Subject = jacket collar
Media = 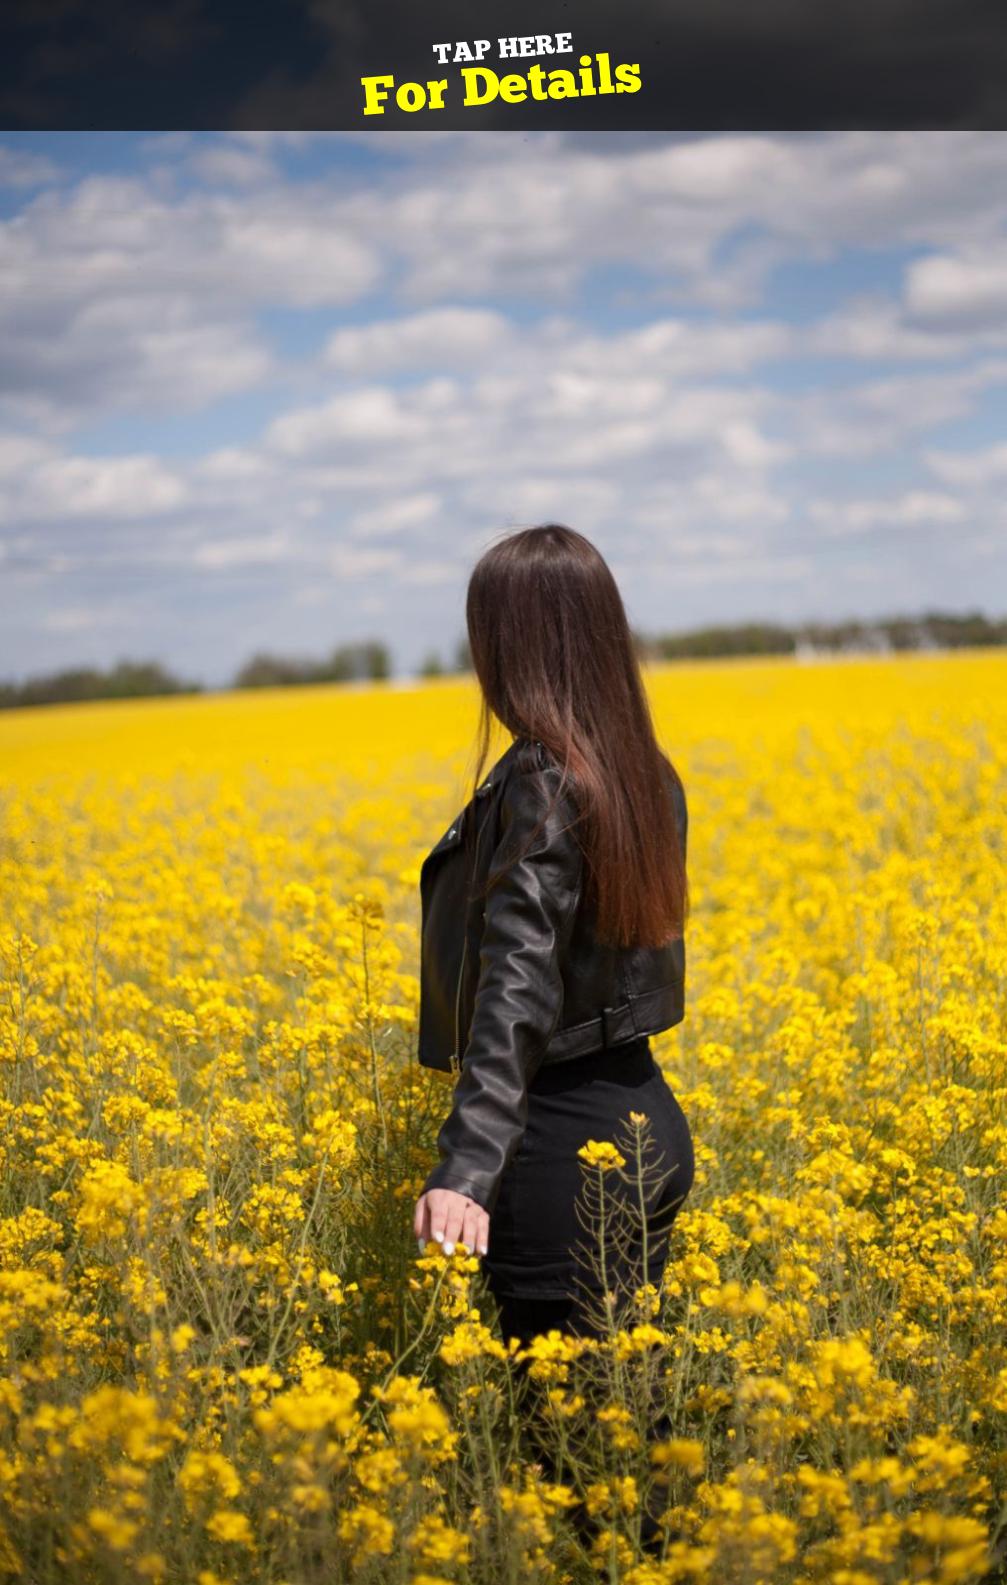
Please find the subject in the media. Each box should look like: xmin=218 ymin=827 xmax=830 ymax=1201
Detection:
xmin=420 ymin=736 xmax=530 ymax=872
xmin=481 ymin=734 xmax=527 ymax=789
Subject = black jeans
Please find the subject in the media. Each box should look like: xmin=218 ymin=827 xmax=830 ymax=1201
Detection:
xmin=483 ymin=1034 xmax=695 ymax=1317
xmin=483 ymin=1037 xmax=694 ymax=1550
xmin=495 ymin=1291 xmax=600 ymax=1350
xmin=491 ymin=1286 xmax=681 ymax=1552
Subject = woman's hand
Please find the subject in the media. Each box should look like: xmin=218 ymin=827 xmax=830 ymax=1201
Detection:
xmin=414 ymin=1187 xmax=489 ymax=1258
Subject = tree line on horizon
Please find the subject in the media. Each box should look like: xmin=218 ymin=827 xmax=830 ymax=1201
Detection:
xmin=2 ymin=608 xmax=1005 ymax=710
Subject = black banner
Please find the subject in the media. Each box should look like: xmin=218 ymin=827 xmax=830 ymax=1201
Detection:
xmin=2 ymin=0 xmax=1005 ymax=130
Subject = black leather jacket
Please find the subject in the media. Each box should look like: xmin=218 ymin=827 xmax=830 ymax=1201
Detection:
xmin=417 ymin=735 xmax=688 ymax=1215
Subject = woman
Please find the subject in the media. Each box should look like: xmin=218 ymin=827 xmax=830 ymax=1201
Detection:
xmin=412 ymin=522 xmax=694 ymax=1358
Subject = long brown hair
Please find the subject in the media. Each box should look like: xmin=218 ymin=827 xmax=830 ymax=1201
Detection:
xmin=461 ymin=523 xmax=689 ymax=949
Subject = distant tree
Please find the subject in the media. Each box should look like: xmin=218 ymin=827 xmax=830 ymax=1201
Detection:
xmin=454 ymin=637 xmax=472 ymax=673
xmin=233 ymin=652 xmax=319 ymax=688
xmin=632 ymin=628 xmax=662 ymax=662
xmin=648 ymin=608 xmax=1007 ymax=663
xmin=5 ymin=608 xmax=1006 ymax=714
xmin=881 ymin=617 xmax=920 ymax=652
xmin=233 ymin=639 xmax=392 ymax=689
xmin=0 ymin=659 xmax=201 ymax=710
xmin=322 ymin=647 xmax=355 ymax=684
xmin=656 ymin=622 xmax=794 ymax=660
xmin=323 ymin=641 xmax=390 ymax=682
xmin=919 ymin=609 xmax=1007 ymax=648
xmin=361 ymin=640 xmax=390 ymax=681
xmin=103 ymin=660 xmax=200 ymax=698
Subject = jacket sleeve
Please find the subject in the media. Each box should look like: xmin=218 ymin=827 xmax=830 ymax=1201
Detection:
xmin=420 ymin=765 xmax=584 ymax=1216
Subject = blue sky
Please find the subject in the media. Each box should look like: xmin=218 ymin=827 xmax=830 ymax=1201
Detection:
xmin=1 ymin=130 xmax=1005 ymax=687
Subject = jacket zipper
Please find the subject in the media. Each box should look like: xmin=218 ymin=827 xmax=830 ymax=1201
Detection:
xmin=450 ymin=778 xmax=493 ymax=1075
xmin=451 ymin=934 xmax=466 ymax=1076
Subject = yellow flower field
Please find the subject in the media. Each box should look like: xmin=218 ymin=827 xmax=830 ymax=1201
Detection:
xmin=1 ymin=650 xmax=1006 ymax=1583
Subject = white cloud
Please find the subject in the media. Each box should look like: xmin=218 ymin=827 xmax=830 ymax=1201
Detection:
xmin=789 ymin=358 xmax=1007 ymax=457
xmin=0 ymin=173 xmax=381 ymax=426
xmin=187 ymin=143 xmax=279 ymax=189
xmin=0 ymin=434 xmax=55 ymax=476
xmin=720 ymin=421 xmax=792 ymax=469
xmin=193 ymin=531 xmax=293 ymax=569
xmin=7 ymin=131 xmax=1007 ymax=433
xmin=4 ymin=130 xmax=1007 ymax=686
xmin=0 ymin=144 xmax=59 ymax=189
xmin=904 ymin=246 xmax=1007 ymax=329
xmin=400 ymin=559 xmax=459 ymax=585
xmin=349 ymin=491 xmax=442 ymax=538
xmin=809 ymin=295 xmax=1007 ymax=361
xmin=266 ymin=387 xmax=431 ymax=457
xmin=663 ymin=553 xmax=814 ymax=587
xmin=15 ymin=454 xmax=187 ymax=520
xmin=473 ymin=475 xmax=619 ymax=529
xmin=327 ymin=545 xmax=401 ymax=578
xmin=325 ymin=308 xmax=510 ymax=373
xmin=196 ymin=448 xmax=272 ymax=483
xmin=4 ymin=174 xmax=380 ymax=309
xmin=809 ymin=491 xmax=967 ymax=535
xmin=924 ymin=441 xmax=1007 ymax=488
xmin=42 ymin=600 xmax=144 ymax=633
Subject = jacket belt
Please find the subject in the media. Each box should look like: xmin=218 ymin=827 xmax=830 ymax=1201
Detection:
xmin=543 ymin=979 xmax=682 ymax=1065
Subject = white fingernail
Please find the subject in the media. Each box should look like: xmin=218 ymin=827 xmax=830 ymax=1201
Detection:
xmin=443 ymin=1241 xmax=454 ymax=1255
xmin=417 ymin=1238 xmax=425 ymax=1254
xmin=478 ymin=1243 xmax=488 ymax=1256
